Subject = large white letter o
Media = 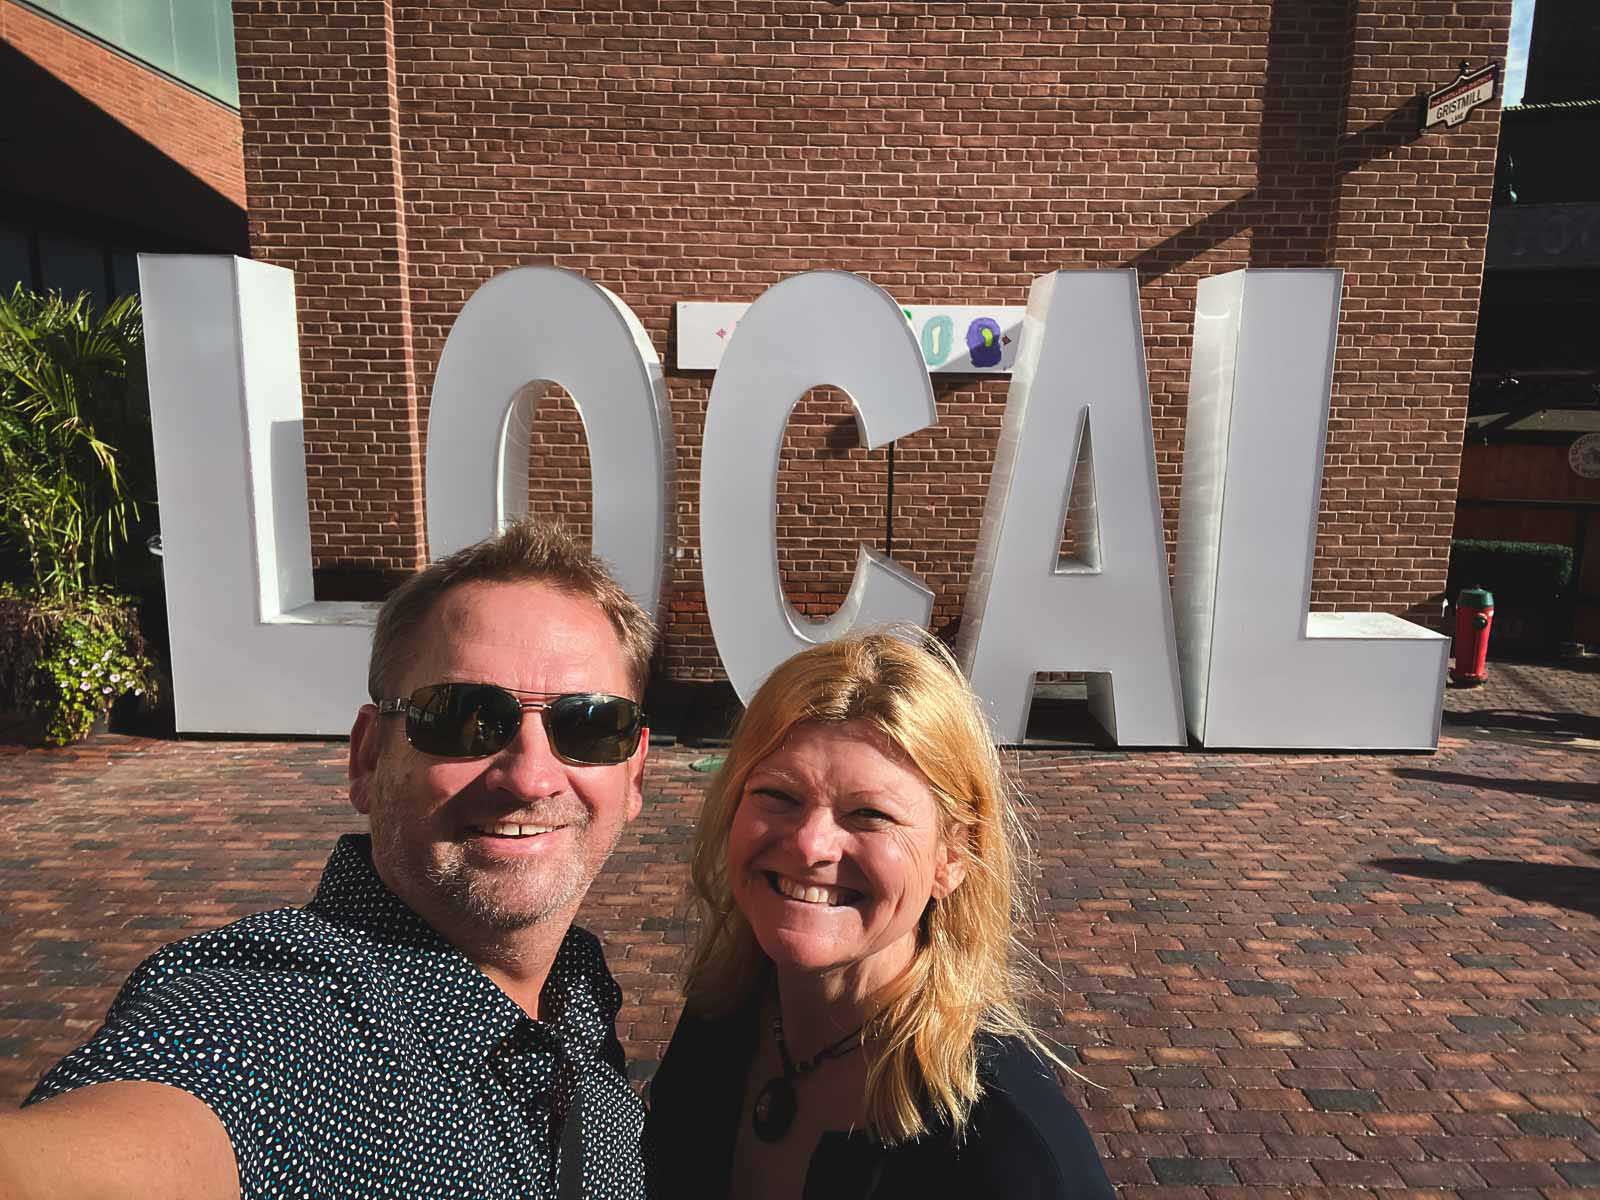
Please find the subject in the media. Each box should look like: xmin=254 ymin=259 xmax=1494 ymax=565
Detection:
xmin=426 ymin=267 xmax=674 ymax=620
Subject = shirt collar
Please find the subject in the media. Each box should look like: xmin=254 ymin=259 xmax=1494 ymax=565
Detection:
xmin=306 ymin=833 xmax=621 ymax=1072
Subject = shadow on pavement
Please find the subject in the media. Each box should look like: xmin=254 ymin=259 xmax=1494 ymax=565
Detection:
xmin=1370 ymin=853 xmax=1600 ymax=920
xmin=1392 ymin=768 xmax=1600 ymax=804
xmin=1442 ymin=707 xmax=1600 ymax=744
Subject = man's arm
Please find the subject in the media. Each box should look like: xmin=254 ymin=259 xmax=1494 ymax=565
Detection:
xmin=0 ymin=1081 xmax=239 ymax=1200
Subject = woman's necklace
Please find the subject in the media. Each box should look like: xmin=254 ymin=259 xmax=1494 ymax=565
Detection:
xmin=751 ymin=1011 xmax=866 ymax=1143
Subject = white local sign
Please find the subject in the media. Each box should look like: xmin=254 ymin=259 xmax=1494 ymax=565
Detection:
xmin=140 ymin=257 xmax=1447 ymax=749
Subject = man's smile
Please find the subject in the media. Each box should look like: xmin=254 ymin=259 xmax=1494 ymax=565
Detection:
xmin=460 ymin=820 xmax=575 ymax=862
xmin=468 ymin=821 xmax=560 ymax=839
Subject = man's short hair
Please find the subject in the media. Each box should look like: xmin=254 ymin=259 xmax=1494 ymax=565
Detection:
xmin=367 ymin=519 xmax=657 ymax=701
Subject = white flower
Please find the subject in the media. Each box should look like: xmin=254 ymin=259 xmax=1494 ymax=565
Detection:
xmin=133 ymin=688 xmax=144 ymax=697
xmin=110 ymin=673 xmax=121 ymax=683
xmin=68 ymin=657 xmax=78 ymax=666
xmin=101 ymin=686 xmax=112 ymax=695
xmin=79 ymin=682 xmax=90 ymax=691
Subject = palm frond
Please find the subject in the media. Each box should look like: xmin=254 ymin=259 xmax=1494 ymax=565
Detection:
xmin=0 ymin=286 xmax=148 ymax=597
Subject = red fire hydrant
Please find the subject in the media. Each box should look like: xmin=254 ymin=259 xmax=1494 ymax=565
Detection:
xmin=1450 ymin=586 xmax=1494 ymax=686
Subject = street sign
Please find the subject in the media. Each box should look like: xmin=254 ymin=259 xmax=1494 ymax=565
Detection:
xmin=1423 ymin=62 xmax=1498 ymax=131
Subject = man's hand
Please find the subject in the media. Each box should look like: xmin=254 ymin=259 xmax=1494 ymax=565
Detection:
xmin=0 ymin=1081 xmax=239 ymax=1200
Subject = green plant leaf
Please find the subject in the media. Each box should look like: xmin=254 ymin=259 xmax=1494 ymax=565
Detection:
xmin=0 ymin=286 xmax=149 ymax=597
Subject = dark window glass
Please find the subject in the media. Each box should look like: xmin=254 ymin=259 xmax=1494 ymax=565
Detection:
xmin=111 ymin=251 xmax=141 ymax=299
xmin=39 ymin=234 xmax=107 ymax=309
xmin=0 ymin=228 xmax=33 ymax=295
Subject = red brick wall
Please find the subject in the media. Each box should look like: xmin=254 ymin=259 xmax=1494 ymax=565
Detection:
xmin=234 ymin=1 xmax=1511 ymax=680
xmin=2 ymin=0 xmax=245 ymax=208
xmin=234 ymin=1 xmax=424 ymax=589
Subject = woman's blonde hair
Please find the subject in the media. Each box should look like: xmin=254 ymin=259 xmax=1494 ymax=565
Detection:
xmin=684 ymin=629 xmax=1049 ymax=1143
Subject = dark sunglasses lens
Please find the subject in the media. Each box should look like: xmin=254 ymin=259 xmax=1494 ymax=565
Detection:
xmin=546 ymin=694 xmax=643 ymax=764
xmin=408 ymin=684 xmax=521 ymax=758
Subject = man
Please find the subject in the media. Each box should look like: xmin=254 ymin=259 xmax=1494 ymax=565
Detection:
xmin=0 ymin=520 xmax=654 ymax=1199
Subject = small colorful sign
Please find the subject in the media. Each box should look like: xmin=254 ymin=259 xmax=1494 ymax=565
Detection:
xmin=1423 ymin=62 xmax=1498 ymax=131
xmin=677 ymin=301 xmax=1027 ymax=373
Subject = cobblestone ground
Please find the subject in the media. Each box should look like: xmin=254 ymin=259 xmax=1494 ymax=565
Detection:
xmin=2 ymin=661 xmax=1597 ymax=1198
xmin=1442 ymin=655 xmax=1600 ymax=750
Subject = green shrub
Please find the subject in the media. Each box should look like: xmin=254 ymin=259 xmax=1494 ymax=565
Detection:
xmin=1446 ymin=539 xmax=1574 ymax=647
xmin=1446 ymin=539 xmax=1573 ymax=606
xmin=0 ymin=585 xmax=157 ymax=745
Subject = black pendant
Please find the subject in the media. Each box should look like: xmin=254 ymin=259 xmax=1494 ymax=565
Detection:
xmin=752 ymin=1075 xmax=797 ymax=1142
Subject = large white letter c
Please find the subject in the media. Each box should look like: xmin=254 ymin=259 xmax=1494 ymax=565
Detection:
xmin=699 ymin=271 xmax=937 ymax=701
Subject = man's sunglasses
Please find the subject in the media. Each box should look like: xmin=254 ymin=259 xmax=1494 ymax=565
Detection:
xmin=376 ymin=683 xmax=645 ymax=765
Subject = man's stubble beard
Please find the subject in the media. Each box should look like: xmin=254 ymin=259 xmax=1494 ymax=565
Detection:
xmin=422 ymin=833 xmax=591 ymax=933
xmin=368 ymin=768 xmax=622 ymax=936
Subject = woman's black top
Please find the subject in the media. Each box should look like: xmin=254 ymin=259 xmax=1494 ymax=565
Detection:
xmin=643 ymin=1000 xmax=1116 ymax=1200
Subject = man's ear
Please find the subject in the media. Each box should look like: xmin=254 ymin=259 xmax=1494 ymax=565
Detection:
xmin=623 ymin=728 xmax=649 ymax=823
xmin=932 ymin=825 xmax=970 ymax=900
xmin=348 ymin=704 xmax=383 ymax=816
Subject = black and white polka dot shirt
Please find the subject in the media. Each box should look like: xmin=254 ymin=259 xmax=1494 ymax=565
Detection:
xmin=27 ymin=834 xmax=647 ymax=1200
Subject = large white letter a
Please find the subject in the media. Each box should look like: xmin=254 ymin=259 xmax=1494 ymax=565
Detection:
xmin=959 ymin=271 xmax=1187 ymax=746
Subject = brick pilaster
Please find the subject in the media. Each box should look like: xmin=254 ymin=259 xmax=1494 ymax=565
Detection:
xmin=235 ymin=0 xmax=424 ymax=590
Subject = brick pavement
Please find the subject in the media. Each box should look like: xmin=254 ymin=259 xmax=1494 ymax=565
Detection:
xmin=1443 ymin=655 xmax=1600 ymax=751
xmin=1 ymin=666 xmax=1597 ymax=1197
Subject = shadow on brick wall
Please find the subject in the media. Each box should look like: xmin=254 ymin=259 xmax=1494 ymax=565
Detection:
xmin=0 ymin=45 xmax=246 ymax=253
xmin=1123 ymin=0 xmax=1426 ymax=283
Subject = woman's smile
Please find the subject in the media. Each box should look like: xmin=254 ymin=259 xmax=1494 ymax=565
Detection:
xmin=765 ymin=871 xmax=863 ymax=908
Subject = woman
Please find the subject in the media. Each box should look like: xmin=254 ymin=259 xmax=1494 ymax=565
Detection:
xmin=644 ymin=632 xmax=1114 ymax=1199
